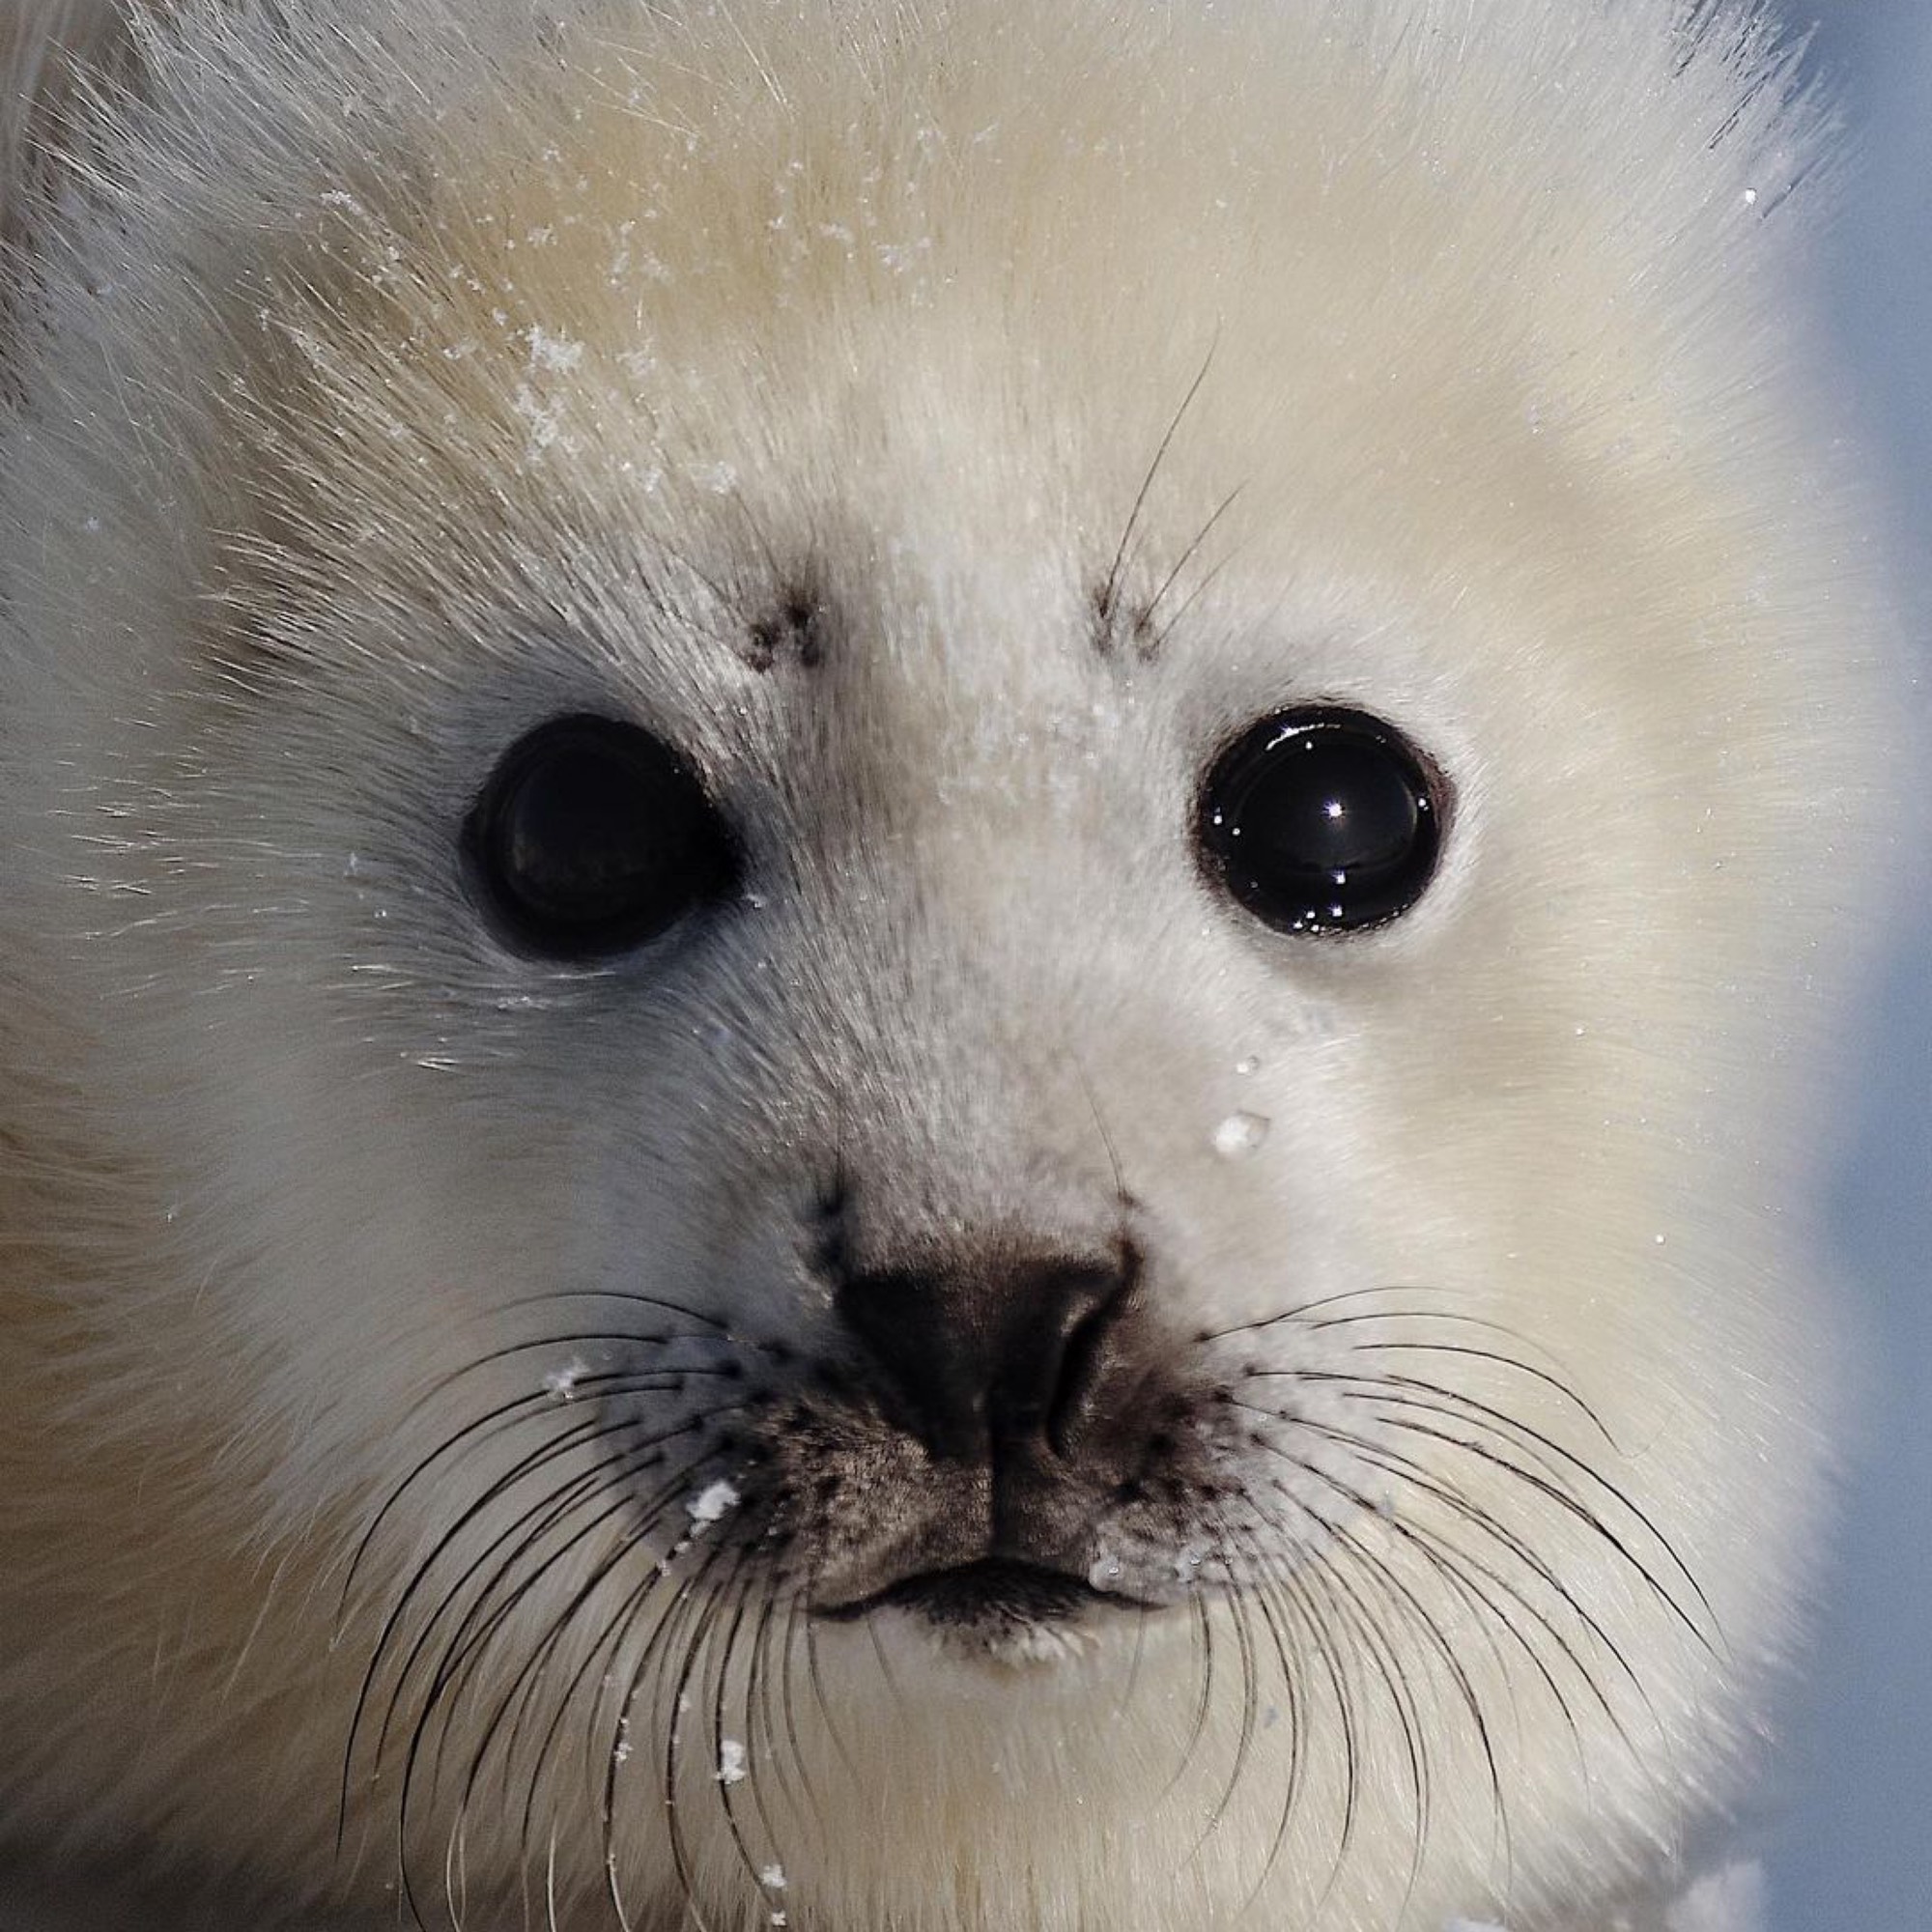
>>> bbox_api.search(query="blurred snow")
[1765,5,1932,1931]
[1672,1864,1768,1932]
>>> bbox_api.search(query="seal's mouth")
[821,1558,1114,1628]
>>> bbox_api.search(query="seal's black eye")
[1197,707,1444,935]
[464,715,739,958]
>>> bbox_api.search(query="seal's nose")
[832,1247,1138,1465]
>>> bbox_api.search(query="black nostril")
[833,1247,1139,1464]
[1042,1289,1124,1459]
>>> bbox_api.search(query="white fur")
[0,2,1904,1929]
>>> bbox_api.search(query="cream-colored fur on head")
[0,2,1903,1929]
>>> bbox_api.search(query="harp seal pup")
[0,2,1905,1928]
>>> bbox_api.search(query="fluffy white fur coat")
[0,3,1904,1929]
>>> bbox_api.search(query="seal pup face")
[0,2,1902,1929]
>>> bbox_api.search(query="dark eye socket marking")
[462,714,740,960]
[1196,706,1445,935]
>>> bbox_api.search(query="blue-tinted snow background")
[1771,3,1932,1929]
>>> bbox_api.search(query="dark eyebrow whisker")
[1096,334,1219,630]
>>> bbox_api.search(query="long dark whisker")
[1212,1517,1306,1915]
[489,1288,730,1330]
[1333,1340,1618,1448]
[741,1562,803,1861]
[1191,1555,1261,1841]
[1140,482,1243,641]
[1373,1407,1717,1652]
[338,1358,748,1622]
[339,1405,608,1844]
[495,1457,761,1862]
[442,1433,753,1802]
[1096,337,1217,626]
[1252,1511,1425,1905]
[1158,1587,1219,1800]
[595,1535,723,1932]
[590,1537,735,1916]
[1285,1557,1363,1915]
[1294,1411,1627,1723]
[706,1551,780,1897]
[1117,1590,1152,1720]
[1070,1057,1131,1210]
[1228,1523,1377,1918]
[1233,1392,1648,1732]
[1261,1463,1499,1866]
[1201,1287,1574,1370]
[801,1562,863,1789]
[433,1331,756,1388]
[359,1402,751,1797]
[385,1404,757,1913]
[1243,1365,1604,1526]
[512,1557,660,1878]
[391,1454,696,1921]
[776,1583,826,1834]
[1301,1518,1432,1910]
[1344,1367,1709,1624]
[1146,528,1249,657]
[1196,1283,1469,1343]
[864,1605,904,1714]
[642,1542,742,1932]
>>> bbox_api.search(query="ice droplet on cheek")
[1211,1111,1270,1159]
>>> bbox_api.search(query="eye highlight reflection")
[1196,707,1445,935]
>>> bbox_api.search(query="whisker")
[1097,336,1217,627]
[1214,1521,1306,1915]
[1234,1391,1650,1731]
[360,1405,745,1790]
[647,1544,739,1932]
[1141,483,1243,633]
[1196,1283,1466,1343]
[801,1574,863,1789]
[1375,1410,1716,1652]
[343,1407,609,1838]
[449,1437,751,1800]
[1159,1589,1218,1799]
[1352,1370,1709,1625]
[1191,1557,1261,1842]
[489,1287,732,1334]
[706,1553,780,1896]
[1336,1341,1617,1448]
[774,1582,827,1833]
[1268,1550,1362,1912]
[741,1566,802,1859]
[395,1463,650,1915]
[339,1360,749,1623]
[1347,1441,1619,1758]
